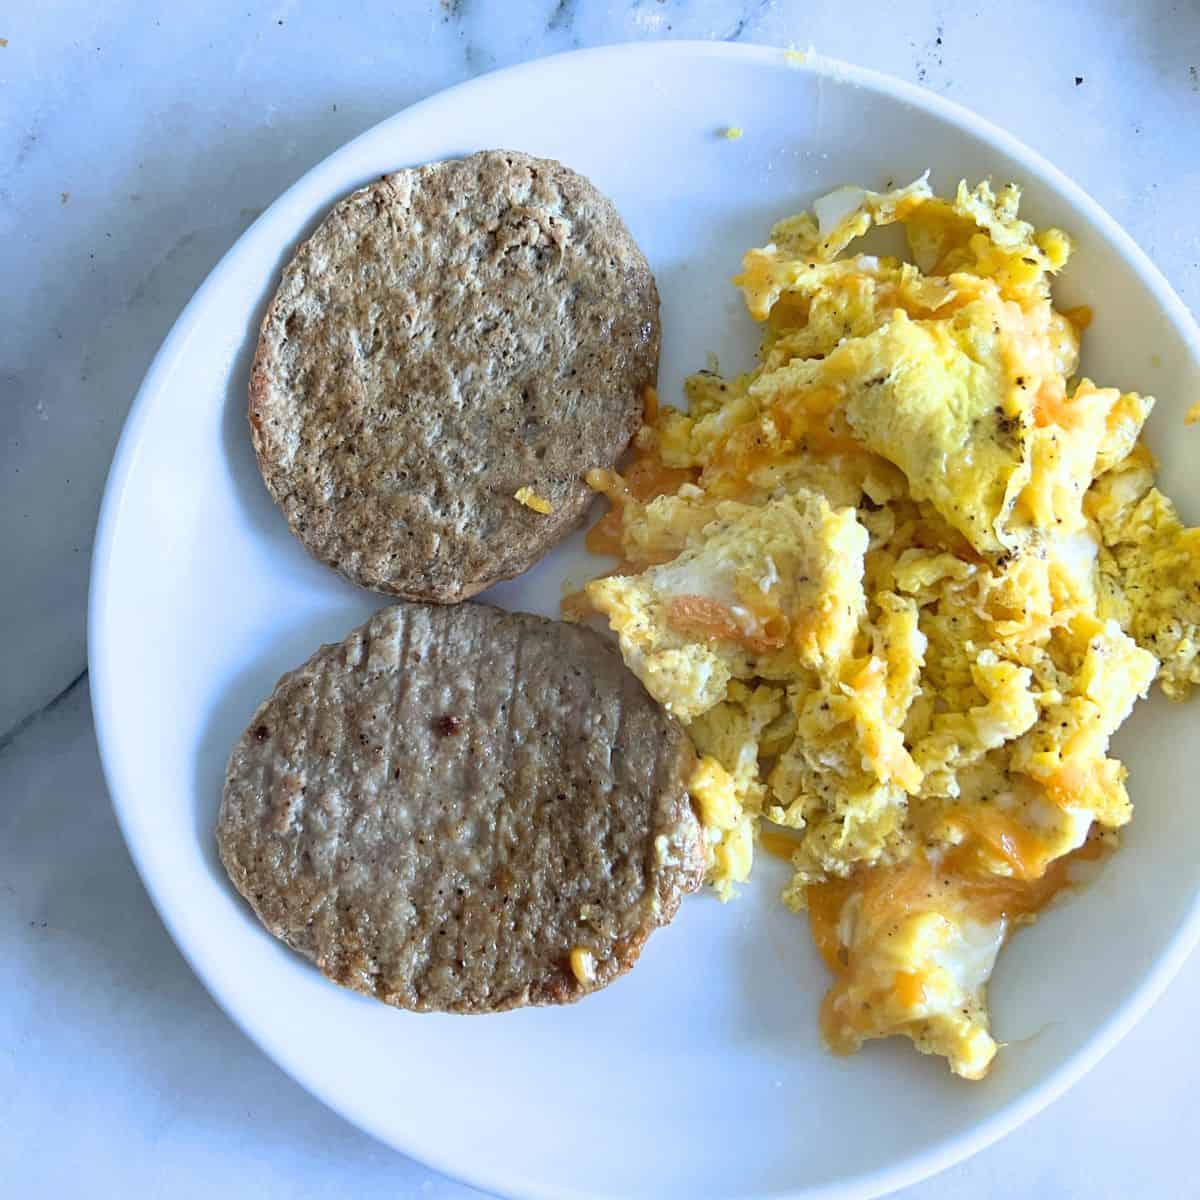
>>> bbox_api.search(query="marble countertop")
[4,2,1199,1197]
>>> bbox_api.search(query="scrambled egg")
[578,175,1199,1079]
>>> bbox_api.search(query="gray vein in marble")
[724,0,772,42]
[0,668,88,758]
[546,0,575,33]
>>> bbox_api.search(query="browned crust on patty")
[217,602,704,1012]
[249,150,659,601]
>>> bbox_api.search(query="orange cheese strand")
[759,828,803,862]
[1032,377,1075,428]
[940,805,1056,883]
[584,450,698,558]
[584,469,631,557]
[808,835,1110,1054]
[560,589,596,623]
[665,594,789,655]
[806,832,1111,979]
[642,384,660,423]
[1063,304,1093,332]
[892,970,927,1010]
[806,874,855,971]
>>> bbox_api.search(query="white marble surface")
[3,1,1199,1196]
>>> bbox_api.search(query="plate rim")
[88,39,1200,1200]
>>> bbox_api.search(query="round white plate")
[90,41,1200,1200]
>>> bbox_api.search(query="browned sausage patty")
[249,150,659,601]
[217,602,704,1012]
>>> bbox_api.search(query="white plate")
[90,41,1200,1200]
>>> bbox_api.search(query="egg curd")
[574,175,1200,1079]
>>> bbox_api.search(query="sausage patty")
[249,150,659,601]
[217,602,705,1012]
